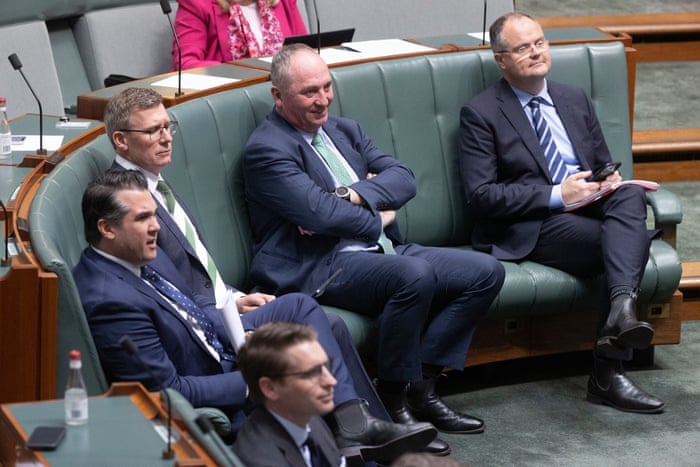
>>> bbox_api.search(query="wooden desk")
[77,63,269,121]
[0,383,216,467]
[537,12,700,62]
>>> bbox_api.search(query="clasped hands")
[561,169,621,206]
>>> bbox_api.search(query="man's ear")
[495,53,507,69]
[97,218,116,240]
[112,131,128,153]
[259,376,281,401]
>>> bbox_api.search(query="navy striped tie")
[528,97,568,184]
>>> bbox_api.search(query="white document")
[218,291,247,353]
[151,73,239,91]
[12,135,64,152]
[468,31,491,43]
[318,39,437,65]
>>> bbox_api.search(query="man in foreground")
[459,12,663,413]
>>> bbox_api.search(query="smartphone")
[26,426,66,451]
[590,161,621,182]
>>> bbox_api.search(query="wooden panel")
[0,264,43,403]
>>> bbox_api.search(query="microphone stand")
[120,335,175,460]
[482,0,488,46]
[311,0,321,54]
[160,0,184,97]
[7,53,47,156]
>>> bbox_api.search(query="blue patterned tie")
[528,97,568,184]
[141,265,234,361]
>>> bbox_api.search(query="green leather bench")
[29,42,682,401]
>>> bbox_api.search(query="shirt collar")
[90,245,142,277]
[115,155,161,193]
[268,409,311,449]
[511,79,553,109]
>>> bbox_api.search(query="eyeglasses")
[276,359,333,381]
[496,39,549,56]
[119,121,178,141]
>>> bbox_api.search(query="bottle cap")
[69,349,81,360]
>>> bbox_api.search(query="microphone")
[160,0,183,97]
[120,335,175,460]
[1,200,9,267]
[311,0,321,54]
[481,0,488,46]
[7,53,47,155]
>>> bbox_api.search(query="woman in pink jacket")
[173,0,308,70]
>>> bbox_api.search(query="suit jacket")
[244,110,417,295]
[73,247,247,422]
[459,78,613,260]
[174,0,308,70]
[233,406,341,467]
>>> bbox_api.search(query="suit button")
[205,281,213,288]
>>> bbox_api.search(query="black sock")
[421,363,443,380]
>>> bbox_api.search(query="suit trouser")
[318,244,505,382]
[526,184,652,340]
[240,292,389,420]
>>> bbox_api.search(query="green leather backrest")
[328,42,632,246]
[29,134,115,396]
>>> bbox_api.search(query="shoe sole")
[358,425,438,465]
[618,325,654,349]
[435,424,485,434]
[586,391,665,414]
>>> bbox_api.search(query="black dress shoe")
[597,292,654,351]
[377,387,451,456]
[327,399,437,465]
[586,357,665,414]
[406,377,484,434]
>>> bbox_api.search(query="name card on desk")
[151,73,239,91]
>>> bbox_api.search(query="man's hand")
[599,170,622,189]
[298,225,315,236]
[380,210,396,227]
[236,292,275,314]
[561,171,601,205]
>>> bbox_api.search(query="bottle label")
[0,133,11,156]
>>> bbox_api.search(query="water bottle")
[64,350,89,426]
[0,97,11,159]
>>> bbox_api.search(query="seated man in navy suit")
[242,43,506,451]
[73,170,435,465]
[459,12,663,413]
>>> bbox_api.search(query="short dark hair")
[489,12,536,53]
[82,170,149,245]
[237,322,318,404]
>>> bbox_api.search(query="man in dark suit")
[243,43,505,450]
[459,12,664,413]
[233,322,350,466]
[73,170,435,465]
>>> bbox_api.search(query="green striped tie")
[311,133,396,254]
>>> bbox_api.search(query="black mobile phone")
[26,426,66,451]
[590,161,621,182]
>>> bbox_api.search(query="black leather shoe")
[327,399,437,465]
[586,357,665,414]
[406,377,484,434]
[377,386,451,456]
[597,292,654,352]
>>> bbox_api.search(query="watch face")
[335,186,350,199]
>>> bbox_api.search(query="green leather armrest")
[646,188,683,225]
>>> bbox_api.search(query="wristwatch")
[334,186,351,200]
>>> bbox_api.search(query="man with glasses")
[234,322,344,466]
[459,12,664,414]
[92,92,435,464]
